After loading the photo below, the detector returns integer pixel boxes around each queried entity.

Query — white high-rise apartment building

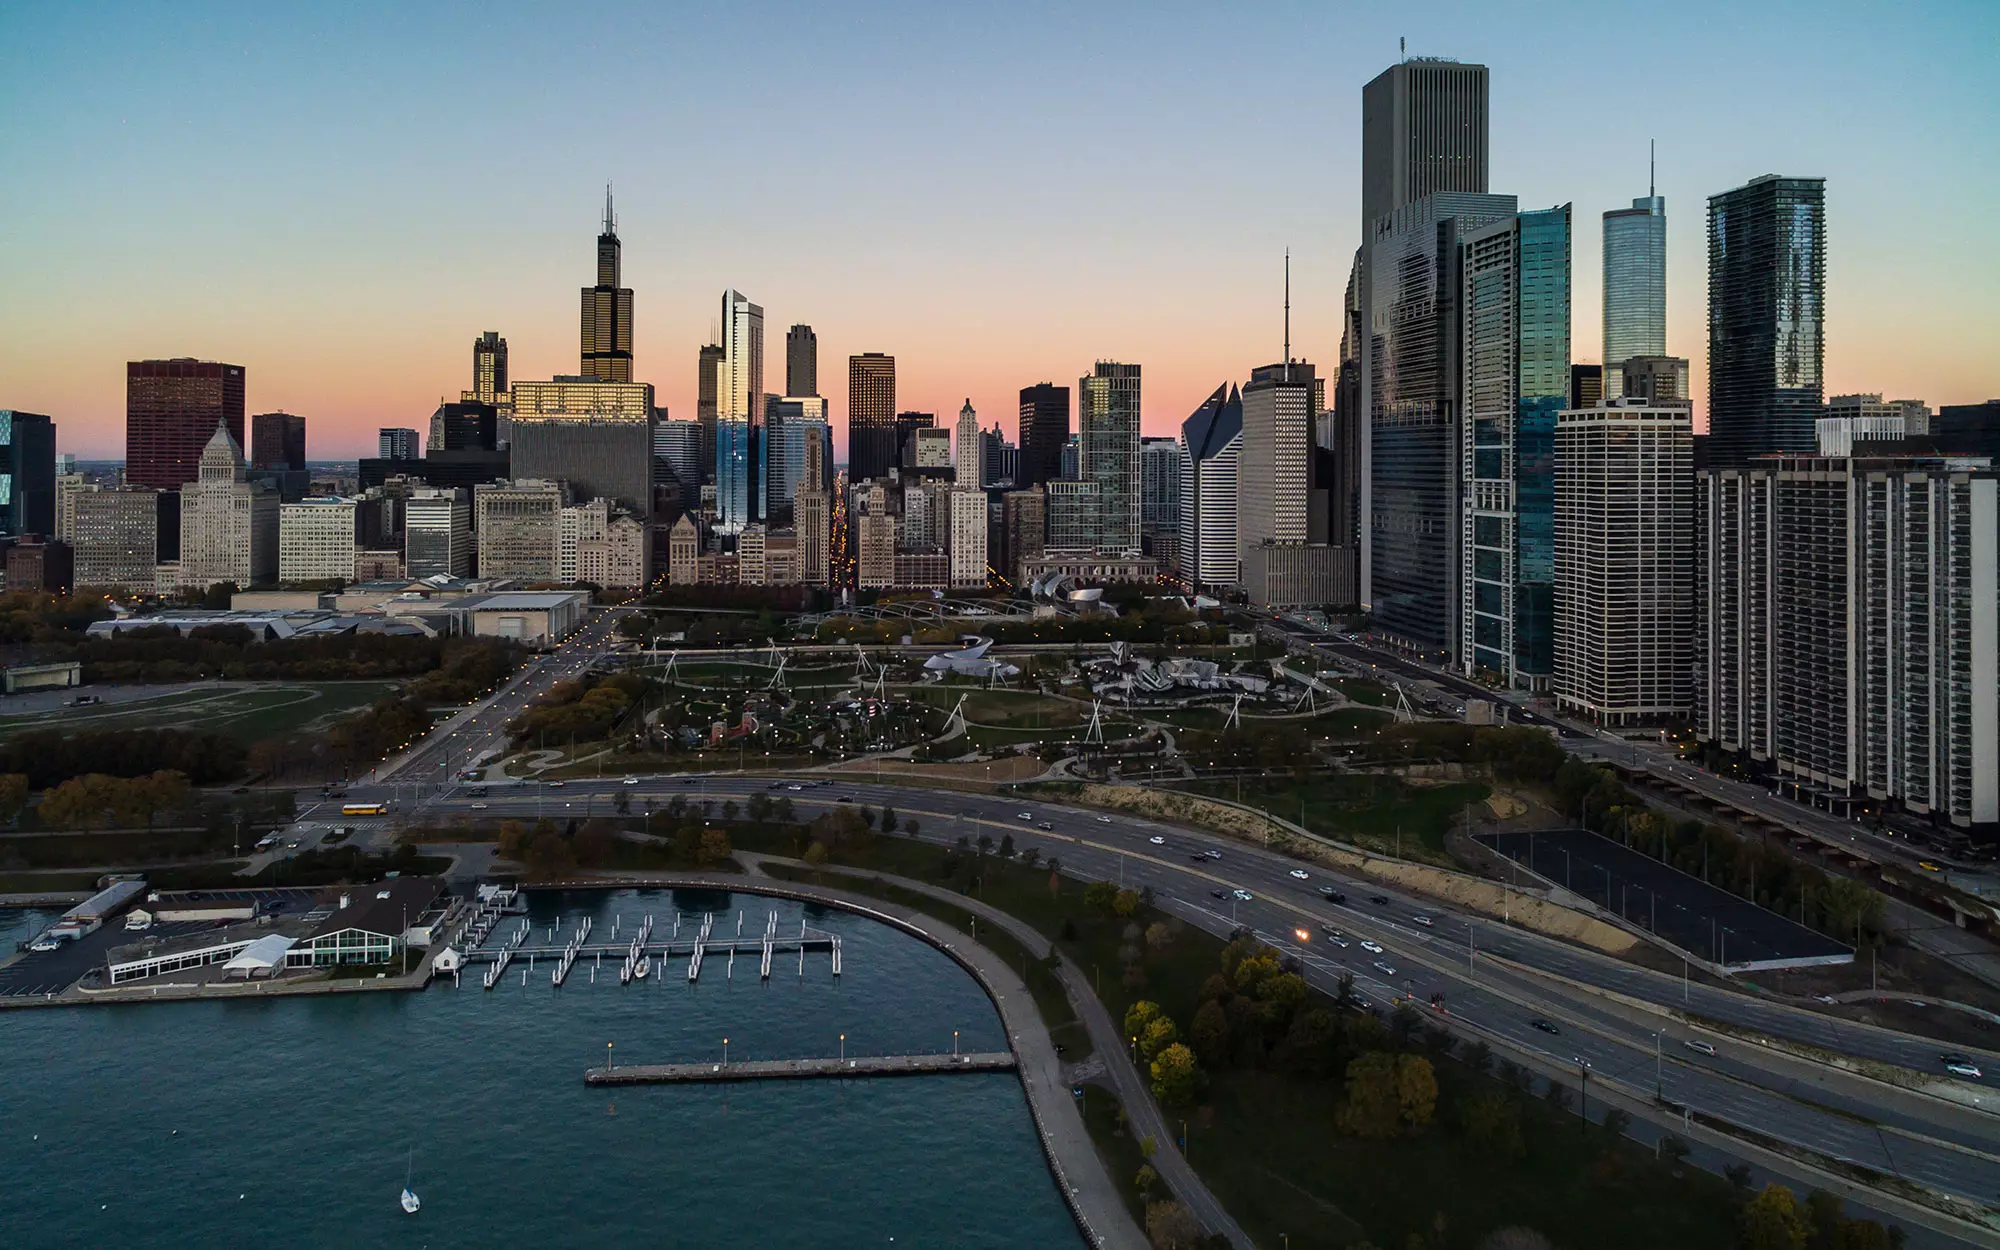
[1553,402,1694,723]
[475,479,566,580]
[279,497,360,583]
[405,488,471,579]
[179,420,277,590]
[947,487,987,589]
[1139,436,1181,535]
[955,400,982,490]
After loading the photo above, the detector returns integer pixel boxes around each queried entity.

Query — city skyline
[3,2,1995,459]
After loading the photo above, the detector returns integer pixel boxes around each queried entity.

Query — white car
[1684,1039,1717,1056]
[1360,939,1384,954]
[788,784,804,791]
[470,802,489,810]
[1289,869,1310,881]
[1231,889,1253,902]
[1148,836,1165,846]
[1373,960,1397,977]
[1411,914,1434,927]
[1017,812,1033,821]
[1204,849,1222,861]
[622,777,639,786]
[1946,1061,1983,1080]
[1096,816,1113,824]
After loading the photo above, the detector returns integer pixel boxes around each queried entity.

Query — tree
[859,805,877,830]
[1724,1163,1755,1193]
[1145,921,1176,953]
[1113,888,1140,918]
[1459,1091,1524,1161]
[1134,1164,1160,1198]
[802,841,829,866]
[1395,1054,1437,1131]
[525,829,575,879]
[721,799,739,823]
[903,818,920,839]
[1339,1052,1404,1139]
[1600,1108,1630,1139]
[1139,1015,1180,1061]
[1741,1184,1809,1250]
[1144,1200,1204,1249]
[880,805,898,832]
[1084,880,1120,914]
[1124,1000,1166,1041]
[1659,1135,1691,1168]
[698,827,733,865]
[773,796,796,825]
[1149,1043,1202,1106]
[614,789,631,815]
[997,832,1016,859]
[1191,1000,1231,1064]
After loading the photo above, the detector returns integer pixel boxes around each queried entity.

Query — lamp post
[840,1032,846,1062]
[723,1036,729,1068]
[953,1029,959,1057]
[606,1041,614,1072]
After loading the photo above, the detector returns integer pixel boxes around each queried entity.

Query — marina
[458,908,844,985]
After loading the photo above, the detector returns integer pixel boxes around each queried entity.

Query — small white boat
[632,958,649,980]
[400,1147,421,1213]
[400,1187,421,1215]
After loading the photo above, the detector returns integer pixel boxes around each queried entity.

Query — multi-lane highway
[381,770,2000,1218]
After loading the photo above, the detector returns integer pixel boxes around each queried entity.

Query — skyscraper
[714,289,765,533]
[0,411,56,537]
[848,353,897,483]
[1017,383,1069,489]
[766,396,829,525]
[895,412,938,469]
[1139,436,1180,535]
[697,342,724,486]
[955,400,982,491]
[1458,205,1572,688]
[580,189,634,383]
[1706,175,1827,468]
[509,377,655,517]
[1078,362,1141,555]
[179,419,278,590]
[1603,181,1667,401]
[126,359,246,489]
[471,331,509,403]
[786,325,818,399]
[250,412,306,472]
[1361,58,1490,229]
[1178,383,1243,591]
[379,428,420,459]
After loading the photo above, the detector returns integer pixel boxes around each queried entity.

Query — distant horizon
[4,2,1994,460]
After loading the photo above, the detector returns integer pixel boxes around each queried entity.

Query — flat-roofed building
[279,498,359,583]
[474,479,566,580]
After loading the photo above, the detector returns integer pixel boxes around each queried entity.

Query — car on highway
[1317,886,1344,901]
[1684,1039,1717,1056]
[1231,889,1253,902]
[470,802,489,811]
[1369,895,1390,906]
[1320,926,1349,947]
[1372,960,1397,976]
[1096,816,1113,824]
[1411,914,1434,927]
[839,795,854,803]
[547,780,565,788]
[788,784,804,791]
[1359,939,1384,954]
[623,777,639,786]
[1037,822,1052,831]
[1017,812,1033,821]
[1941,1053,1984,1079]
[1289,869,1310,881]
[1530,1018,1560,1035]
[1204,849,1222,861]
[1210,888,1229,900]
[1148,836,1165,846]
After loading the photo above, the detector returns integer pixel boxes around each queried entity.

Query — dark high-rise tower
[1706,175,1826,468]
[0,411,56,537]
[250,411,306,471]
[1017,383,1070,489]
[697,342,724,487]
[580,188,634,383]
[471,331,508,403]
[126,358,246,489]
[847,353,897,483]
[1361,58,1490,230]
[786,324,818,398]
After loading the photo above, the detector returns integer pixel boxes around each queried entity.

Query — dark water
[0,891,1085,1249]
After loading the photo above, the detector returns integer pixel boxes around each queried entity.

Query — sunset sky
[3,1,1994,460]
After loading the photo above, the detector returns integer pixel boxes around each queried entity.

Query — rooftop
[304,878,444,942]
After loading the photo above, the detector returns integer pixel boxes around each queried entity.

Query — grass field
[0,682,402,742]
[903,687,1088,729]
[1178,774,1490,861]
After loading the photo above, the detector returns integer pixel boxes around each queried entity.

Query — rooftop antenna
[1283,248,1292,382]
[1649,139,1656,199]
[603,183,615,234]
[1400,36,1406,62]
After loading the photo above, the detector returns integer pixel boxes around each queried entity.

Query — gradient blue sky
[3,1,1995,459]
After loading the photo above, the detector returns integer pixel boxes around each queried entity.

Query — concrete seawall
[587,1052,1015,1085]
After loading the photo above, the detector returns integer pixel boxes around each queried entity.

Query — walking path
[581,862,1149,1250]
[736,853,1254,1250]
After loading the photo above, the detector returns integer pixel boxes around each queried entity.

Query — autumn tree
[0,773,28,822]
[1740,1184,1809,1250]
[1149,1043,1202,1106]
[1339,1052,1404,1139]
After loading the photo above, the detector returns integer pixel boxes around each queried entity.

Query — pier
[461,910,841,984]
[585,1051,1016,1085]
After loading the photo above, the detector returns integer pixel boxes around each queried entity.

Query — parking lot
[0,887,328,998]
[1479,828,1853,969]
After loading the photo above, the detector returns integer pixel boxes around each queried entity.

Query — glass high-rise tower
[580,189,634,383]
[714,289,764,534]
[847,353,897,484]
[1707,175,1826,468]
[1078,362,1142,555]
[1603,188,1666,401]
[1458,205,1572,688]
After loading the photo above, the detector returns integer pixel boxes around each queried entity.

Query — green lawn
[0,682,401,742]
[903,686,1088,730]
[1178,774,1490,861]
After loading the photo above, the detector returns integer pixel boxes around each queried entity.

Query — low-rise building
[283,878,445,969]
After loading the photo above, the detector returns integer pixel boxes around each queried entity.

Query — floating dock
[585,1052,1016,1085]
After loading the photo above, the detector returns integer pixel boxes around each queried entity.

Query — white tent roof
[222,933,297,972]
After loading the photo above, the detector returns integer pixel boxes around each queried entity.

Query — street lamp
[606,1041,614,1072]
[840,1032,846,1062]
[723,1036,729,1068]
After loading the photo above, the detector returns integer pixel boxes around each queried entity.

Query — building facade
[947,487,987,589]
[715,289,765,533]
[580,192,634,383]
[404,488,472,579]
[0,410,56,537]
[179,421,279,590]
[71,489,158,591]
[278,498,359,583]
[126,359,246,489]
[470,331,509,404]
[955,400,982,492]
[1139,436,1180,536]
[1078,362,1141,554]
[1178,383,1242,591]
[1553,402,1695,723]
[1602,192,1667,400]
[1002,488,1046,586]
[250,411,306,472]
[378,428,419,459]
[474,479,566,580]
[848,353,898,485]
[786,324,817,399]
[1018,383,1070,490]
[1706,175,1827,468]
[1361,58,1490,231]
[55,474,95,544]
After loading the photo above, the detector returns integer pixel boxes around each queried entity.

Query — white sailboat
[632,957,649,980]
[400,1148,421,1214]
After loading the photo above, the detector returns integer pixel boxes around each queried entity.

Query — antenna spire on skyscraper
[1649,140,1656,198]
[1283,248,1292,381]
[604,183,616,235]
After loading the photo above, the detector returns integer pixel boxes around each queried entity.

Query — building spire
[1283,248,1292,381]
[603,183,616,235]
[1649,140,1655,198]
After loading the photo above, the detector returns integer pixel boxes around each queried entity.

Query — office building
[1706,175,1827,468]
[1139,436,1180,535]
[1044,479,1101,552]
[1554,402,1695,723]
[470,331,509,404]
[0,410,56,536]
[580,190,634,383]
[654,418,705,493]
[5,539,73,595]
[358,449,510,494]
[1002,488,1046,585]
[1817,395,1922,456]
[1178,383,1243,591]
[1934,400,2000,460]
[982,425,1018,488]
[432,402,500,452]
[855,483,897,589]
[250,412,306,471]
[766,396,830,525]
[1361,58,1489,229]
[909,426,951,469]
[794,423,830,586]
[696,342,724,486]
[404,488,472,578]
[512,377,653,420]
[55,453,76,475]
[379,428,420,459]
[278,498,360,583]
[893,411,936,469]
[55,474,95,544]
[1602,189,1667,400]
[1361,190,1518,653]
[1622,356,1691,407]
[786,324,817,399]
[474,480,566,580]
[1018,383,1069,489]
[178,420,279,590]
[712,289,765,534]
[1239,356,1348,608]
[558,497,646,589]
[1699,455,1999,832]
[955,400,982,491]
[72,489,158,592]
[848,353,898,484]
[1568,365,1603,412]
[126,359,246,489]
[947,487,988,588]
[508,376,655,517]
[1078,362,1141,554]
